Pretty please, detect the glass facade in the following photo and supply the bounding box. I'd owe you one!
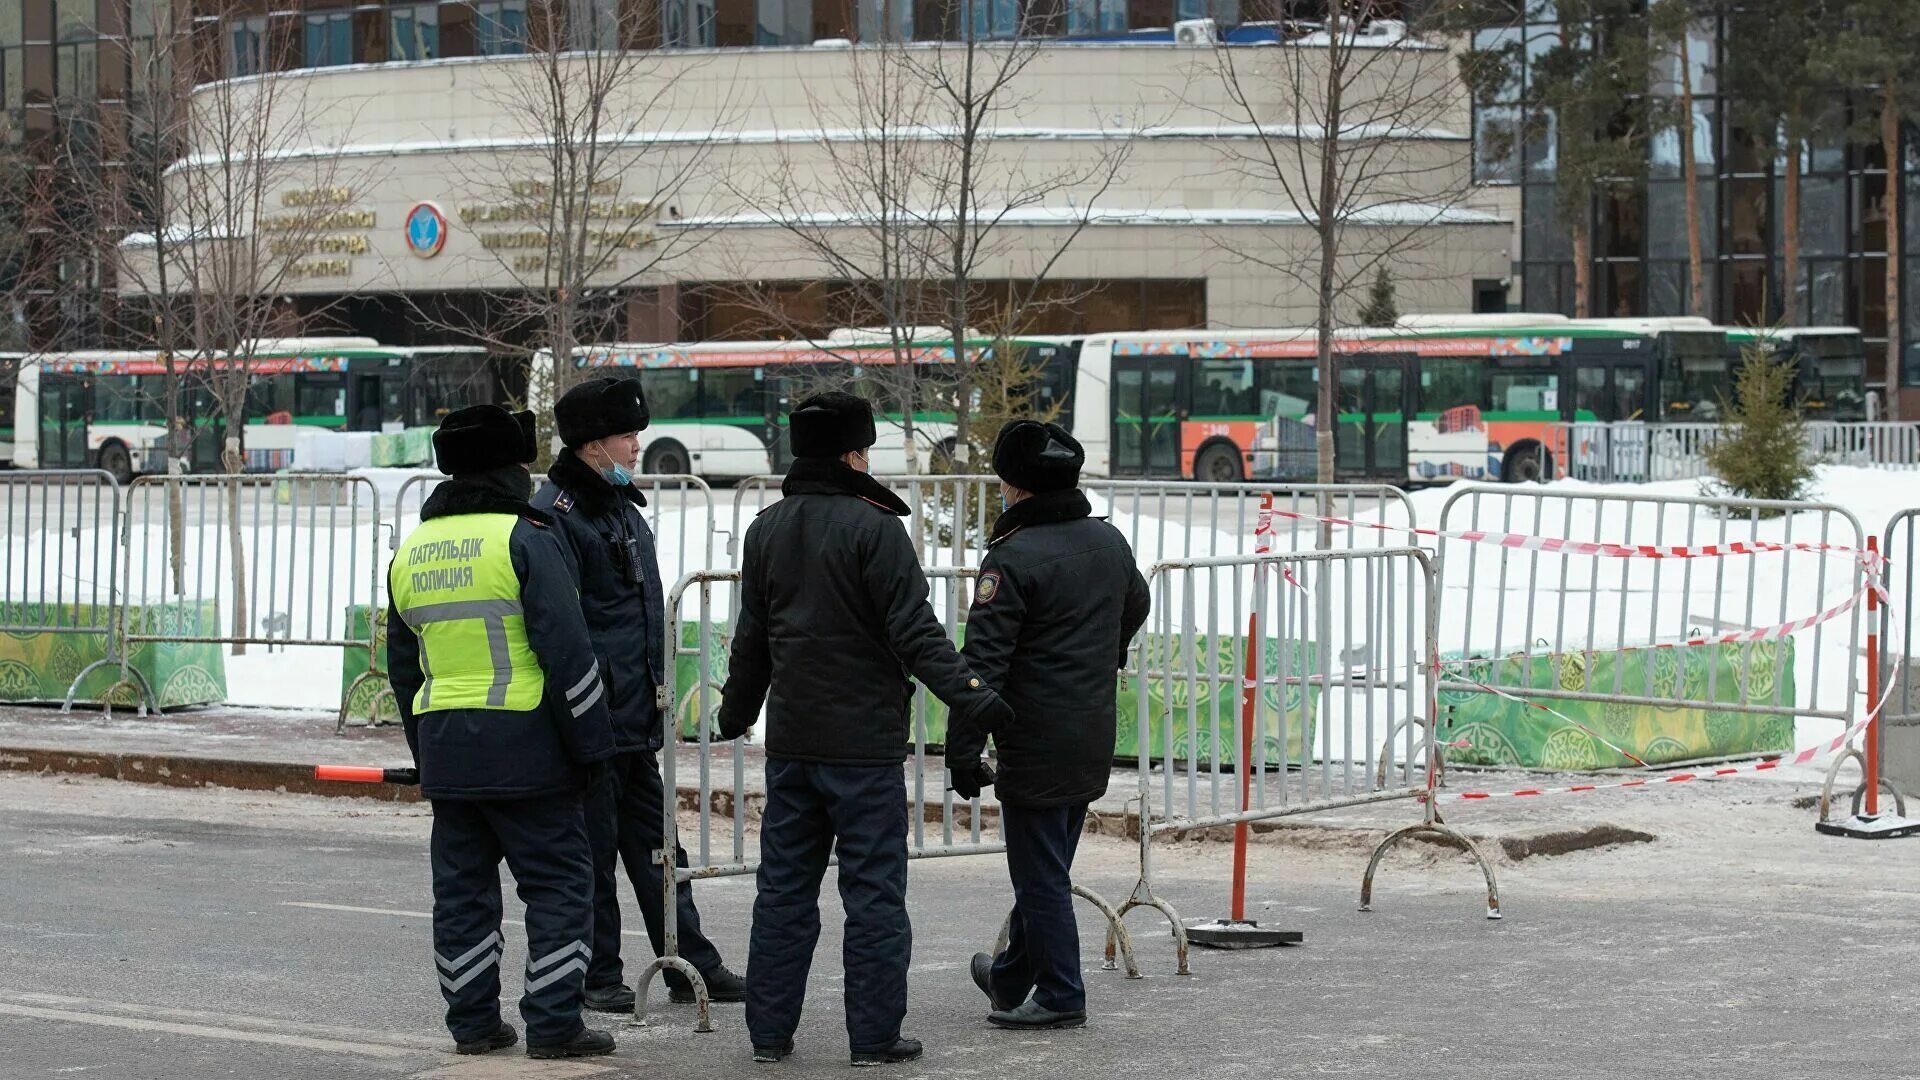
[1472,9,1915,392]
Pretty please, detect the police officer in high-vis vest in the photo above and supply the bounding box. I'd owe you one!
[385,405,619,1061]
[949,420,1150,1032]
[531,377,746,1013]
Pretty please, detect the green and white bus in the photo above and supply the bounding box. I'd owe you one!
[532,334,1070,479]
[9,339,514,480]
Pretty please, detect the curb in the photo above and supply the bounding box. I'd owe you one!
[1,745,1652,861]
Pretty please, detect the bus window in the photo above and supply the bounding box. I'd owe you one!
[701,366,763,419]
[296,373,348,423]
[1794,335,1866,420]
[640,368,698,421]
[98,374,163,422]
[1490,371,1557,414]
[247,373,296,421]
[1258,359,1316,419]
[1419,358,1484,414]
[408,353,492,425]
[1029,344,1077,431]
[0,358,14,437]
[1661,332,1729,419]
[1192,359,1257,418]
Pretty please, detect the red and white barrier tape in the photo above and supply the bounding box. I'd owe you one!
[1262,508,1883,571]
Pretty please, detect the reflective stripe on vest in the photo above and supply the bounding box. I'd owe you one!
[390,513,545,713]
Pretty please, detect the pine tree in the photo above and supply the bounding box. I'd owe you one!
[1703,343,1816,505]
[1358,266,1399,327]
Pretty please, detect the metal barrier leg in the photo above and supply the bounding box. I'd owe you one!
[61,659,155,718]
[1359,822,1503,921]
[1107,885,1190,976]
[633,954,711,1035]
[336,670,385,735]
[1818,747,1869,824]
[1072,883,1142,979]
[1376,714,1444,791]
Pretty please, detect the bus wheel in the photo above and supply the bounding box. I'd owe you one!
[97,442,133,485]
[643,439,689,476]
[1194,441,1244,484]
[1500,443,1551,484]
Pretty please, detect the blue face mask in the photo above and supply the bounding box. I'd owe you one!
[602,462,633,487]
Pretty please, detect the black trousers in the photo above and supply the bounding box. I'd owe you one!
[429,794,593,1047]
[584,749,725,992]
[746,759,909,1054]
[990,801,1089,1013]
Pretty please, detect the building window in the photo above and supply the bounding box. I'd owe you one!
[230,17,268,76]
[474,1,528,54]
[304,12,353,67]
[390,5,439,60]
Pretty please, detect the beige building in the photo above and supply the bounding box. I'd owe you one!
[126,32,1512,343]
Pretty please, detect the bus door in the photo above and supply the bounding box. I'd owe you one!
[1569,358,1653,480]
[351,363,406,431]
[1335,354,1410,481]
[764,368,796,474]
[37,372,90,468]
[1111,352,1186,477]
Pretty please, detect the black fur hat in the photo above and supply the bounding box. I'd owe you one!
[434,405,537,476]
[789,392,877,459]
[556,376,650,448]
[992,419,1084,493]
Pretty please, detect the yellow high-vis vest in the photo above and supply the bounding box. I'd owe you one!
[390,513,545,713]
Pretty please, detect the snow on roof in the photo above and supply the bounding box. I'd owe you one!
[118,223,240,248]
[168,122,1466,172]
[664,203,1508,229]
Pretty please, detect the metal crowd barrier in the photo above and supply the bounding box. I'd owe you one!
[728,475,1419,568]
[389,471,719,591]
[118,474,385,722]
[1433,485,1864,767]
[0,471,134,712]
[1109,547,1499,957]
[636,565,1142,1032]
[1874,510,1920,813]
[1549,420,1920,483]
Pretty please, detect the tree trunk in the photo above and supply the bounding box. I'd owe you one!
[1314,2,1345,491]
[162,357,185,594]
[1783,134,1803,325]
[1678,25,1705,317]
[1572,217,1592,318]
[1884,89,1902,420]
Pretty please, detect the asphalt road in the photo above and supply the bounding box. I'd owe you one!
[2,772,1918,1080]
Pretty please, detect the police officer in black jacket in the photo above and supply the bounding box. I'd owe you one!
[948,419,1151,1031]
[531,377,746,1013]
[385,405,618,1060]
[716,391,1014,1067]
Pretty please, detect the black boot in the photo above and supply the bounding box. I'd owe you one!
[453,1021,517,1055]
[988,1001,1086,1030]
[970,952,1016,1011]
[672,964,747,1004]
[583,983,636,1013]
[527,1027,616,1059]
[850,1038,922,1066]
[752,1037,795,1063]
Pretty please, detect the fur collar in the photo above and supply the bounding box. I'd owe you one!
[780,458,911,516]
[989,487,1093,544]
[421,467,541,522]
[547,447,648,514]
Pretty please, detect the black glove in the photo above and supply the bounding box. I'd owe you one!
[972,691,1014,735]
[717,705,753,742]
[948,759,996,801]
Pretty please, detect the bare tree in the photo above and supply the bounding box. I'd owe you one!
[107,2,367,650]
[408,0,733,456]
[720,19,1131,473]
[1198,6,1486,483]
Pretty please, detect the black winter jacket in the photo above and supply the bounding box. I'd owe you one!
[386,468,616,800]
[717,458,1004,765]
[531,449,669,752]
[949,489,1151,807]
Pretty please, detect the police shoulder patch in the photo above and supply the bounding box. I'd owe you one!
[553,491,575,513]
[974,572,1000,605]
